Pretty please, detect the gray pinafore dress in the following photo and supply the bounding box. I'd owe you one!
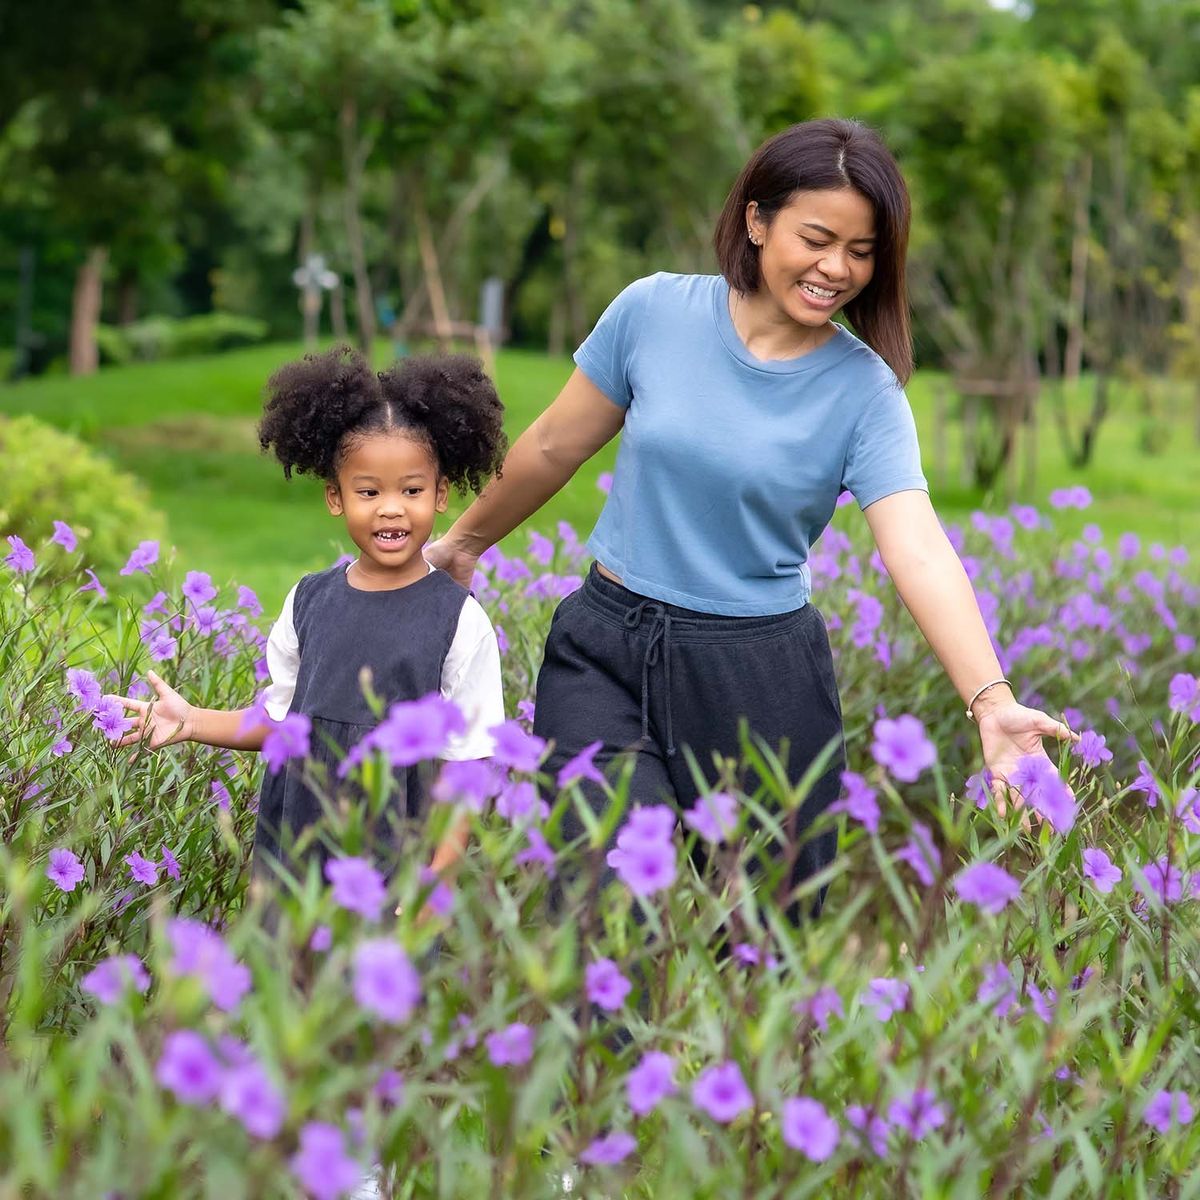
[253,564,469,875]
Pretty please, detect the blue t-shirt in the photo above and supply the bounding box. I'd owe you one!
[575,272,928,616]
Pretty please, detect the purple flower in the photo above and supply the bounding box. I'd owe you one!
[831,771,880,834]
[527,530,555,565]
[1073,730,1113,768]
[1006,755,1077,833]
[965,770,992,809]
[887,1088,946,1139]
[682,791,739,842]
[1168,674,1200,721]
[1130,760,1160,808]
[1176,789,1200,834]
[870,715,936,782]
[515,827,557,876]
[166,918,251,1012]
[1027,981,1057,1024]
[326,857,387,921]
[219,1061,286,1139]
[495,779,545,823]
[1136,856,1183,905]
[486,1022,535,1067]
[895,821,939,887]
[375,1068,404,1105]
[432,758,500,812]
[81,954,150,1005]
[46,848,86,892]
[160,844,181,882]
[794,986,843,1032]
[580,1131,636,1166]
[310,925,332,952]
[51,520,77,551]
[346,694,464,771]
[1082,848,1122,894]
[5,534,35,573]
[1144,1090,1194,1135]
[488,720,547,771]
[953,861,1020,915]
[586,958,632,1011]
[846,1104,890,1157]
[597,471,613,494]
[212,779,232,810]
[125,851,159,886]
[182,570,217,607]
[692,1061,753,1124]
[977,961,1020,1017]
[121,540,159,576]
[92,695,133,741]
[861,977,909,1021]
[781,1097,840,1161]
[236,585,263,616]
[262,713,311,774]
[1049,486,1092,510]
[78,568,107,599]
[290,1122,363,1200]
[66,668,102,714]
[626,1051,677,1116]
[352,939,421,1022]
[557,740,606,789]
[606,814,677,898]
[156,1031,222,1104]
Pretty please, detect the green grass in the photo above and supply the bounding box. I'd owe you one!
[2,340,1196,614]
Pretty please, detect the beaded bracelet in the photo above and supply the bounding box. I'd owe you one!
[965,677,1013,722]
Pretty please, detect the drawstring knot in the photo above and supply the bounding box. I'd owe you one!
[622,600,676,757]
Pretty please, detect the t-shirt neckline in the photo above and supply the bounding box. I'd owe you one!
[712,276,850,375]
[340,560,437,594]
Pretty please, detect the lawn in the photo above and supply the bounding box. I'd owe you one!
[2,340,1196,614]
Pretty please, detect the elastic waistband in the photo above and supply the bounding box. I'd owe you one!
[579,563,812,639]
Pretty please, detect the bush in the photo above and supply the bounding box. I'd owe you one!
[96,313,270,364]
[0,414,167,577]
[1,504,1198,1195]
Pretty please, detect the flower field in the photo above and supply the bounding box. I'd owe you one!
[1,495,1198,1198]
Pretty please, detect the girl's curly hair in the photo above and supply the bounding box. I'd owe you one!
[258,346,506,494]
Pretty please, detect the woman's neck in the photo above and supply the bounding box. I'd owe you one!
[728,287,835,362]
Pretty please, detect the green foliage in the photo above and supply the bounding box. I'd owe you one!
[98,314,270,365]
[0,414,166,576]
[1,505,1198,1194]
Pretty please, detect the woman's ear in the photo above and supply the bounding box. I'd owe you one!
[325,482,344,516]
[435,477,450,513]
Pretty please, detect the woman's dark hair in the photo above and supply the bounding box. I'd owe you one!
[258,346,507,493]
[713,118,913,383]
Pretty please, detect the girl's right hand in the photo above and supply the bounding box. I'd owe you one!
[112,671,194,749]
[424,537,480,591]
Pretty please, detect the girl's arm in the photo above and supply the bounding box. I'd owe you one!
[863,490,1075,804]
[114,670,272,752]
[426,368,626,586]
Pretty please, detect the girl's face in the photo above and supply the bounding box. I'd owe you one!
[746,187,877,329]
[325,431,448,589]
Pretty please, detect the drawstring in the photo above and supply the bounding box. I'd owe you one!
[622,600,676,757]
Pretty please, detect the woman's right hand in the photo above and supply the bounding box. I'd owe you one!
[424,537,481,591]
[112,670,194,749]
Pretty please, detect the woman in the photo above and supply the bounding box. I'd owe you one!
[428,118,1071,899]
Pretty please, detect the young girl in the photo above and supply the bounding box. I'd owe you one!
[115,347,508,880]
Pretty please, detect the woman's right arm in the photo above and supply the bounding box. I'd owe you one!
[427,368,626,586]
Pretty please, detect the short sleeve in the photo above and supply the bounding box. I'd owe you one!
[440,597,505,761]
[572,275,658,409]
[841,382,929,510]
[262,584,300,721]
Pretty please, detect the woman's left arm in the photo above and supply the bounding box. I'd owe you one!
[863,490,1076,804]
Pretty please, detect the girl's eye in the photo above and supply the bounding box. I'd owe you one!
[803,239,828,250]
[850,250,873,261]
[358,490,377,498]
[405,488,423,496]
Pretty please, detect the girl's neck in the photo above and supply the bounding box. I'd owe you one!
[345,556,431,592]
[729,287,835,361]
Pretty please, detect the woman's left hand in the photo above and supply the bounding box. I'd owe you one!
[976,702,1077,816]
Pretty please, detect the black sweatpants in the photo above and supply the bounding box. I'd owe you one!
[532,565,845,913]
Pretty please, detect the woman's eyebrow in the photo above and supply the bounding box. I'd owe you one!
[801,221,876,244]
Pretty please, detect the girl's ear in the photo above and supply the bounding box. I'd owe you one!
[325,482,344,516]
[435,477,450,513]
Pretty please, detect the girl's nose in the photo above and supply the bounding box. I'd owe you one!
[818,248,849,281]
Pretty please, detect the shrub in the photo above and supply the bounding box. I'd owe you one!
[96,313,270,364]
[0,414,167,577]
[1,501,1197,1194]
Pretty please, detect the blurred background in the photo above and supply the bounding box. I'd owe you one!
[1,0,1197,611]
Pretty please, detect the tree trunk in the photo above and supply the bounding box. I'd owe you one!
[339,95,375,352]
[116,267,138,327]
[298,198,319,349]
[69,245,107,376]
[410,178,454,349]
[1063,153,1092,387]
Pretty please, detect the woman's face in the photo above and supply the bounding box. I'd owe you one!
[746,187,877,328]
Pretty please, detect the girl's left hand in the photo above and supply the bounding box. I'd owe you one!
[976,702,1078,816]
